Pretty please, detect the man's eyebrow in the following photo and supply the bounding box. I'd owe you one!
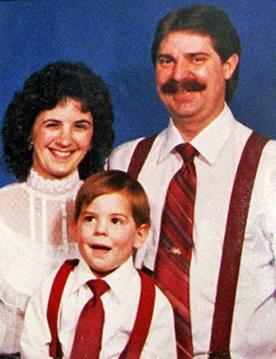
[156,54,175,60]
[188,51,210,56]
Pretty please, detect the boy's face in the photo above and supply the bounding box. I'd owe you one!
[76,192,149,277]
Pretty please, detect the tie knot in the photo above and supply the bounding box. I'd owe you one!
[87,279,109,299]
[175,143,198,163]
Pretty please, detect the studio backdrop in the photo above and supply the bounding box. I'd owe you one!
[0,0,275,185]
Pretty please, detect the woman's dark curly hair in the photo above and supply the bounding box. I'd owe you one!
[1,61,114,181]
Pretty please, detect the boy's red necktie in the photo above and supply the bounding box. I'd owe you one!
[70,279,109,359]
[155,143,198,359]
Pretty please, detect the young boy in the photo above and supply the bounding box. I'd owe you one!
[20,170,177,359]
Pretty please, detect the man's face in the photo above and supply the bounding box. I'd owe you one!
[155,31,238,136]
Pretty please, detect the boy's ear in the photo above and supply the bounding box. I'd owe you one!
[69,219,78,243]
[133,224,150,249]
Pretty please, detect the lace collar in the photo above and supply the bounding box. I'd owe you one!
[26,168,81,196]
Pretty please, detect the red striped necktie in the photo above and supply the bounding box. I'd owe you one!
[155,143,198,359]
[70,279,110,359]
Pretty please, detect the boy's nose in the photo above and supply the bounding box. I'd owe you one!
[95,219,108,235]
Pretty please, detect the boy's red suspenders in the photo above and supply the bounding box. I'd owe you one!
[47,259,79,359]
[127,131,268,358]
[47,260,156,359]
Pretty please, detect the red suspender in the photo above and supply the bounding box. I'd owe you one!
[120,270,156,358]
[47,263,156,358]
[127,134,157,179]
[208,132,268,358]
[47,259,79,359]
[127,131,268,357]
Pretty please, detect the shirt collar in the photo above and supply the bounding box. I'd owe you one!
[72,257,137,304]
[158,120,184,163]
[159,104,236,165]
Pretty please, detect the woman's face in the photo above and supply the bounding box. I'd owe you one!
[31,98,93,180]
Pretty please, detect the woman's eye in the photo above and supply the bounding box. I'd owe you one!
[74,121,92,130]
[45,121,59,128]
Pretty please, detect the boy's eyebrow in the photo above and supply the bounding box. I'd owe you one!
[110,212,128,218]
[81,210,128,218]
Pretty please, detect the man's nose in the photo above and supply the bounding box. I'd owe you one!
[172,59,192,81]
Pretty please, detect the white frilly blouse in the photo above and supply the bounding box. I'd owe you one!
[0,169,82,354]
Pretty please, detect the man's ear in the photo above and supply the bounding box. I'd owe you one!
[133,224,150,250]
[223,53,239,80]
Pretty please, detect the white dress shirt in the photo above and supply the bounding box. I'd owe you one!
[20,257,177,359]
[0,169,81,354]
[107,105,276,358]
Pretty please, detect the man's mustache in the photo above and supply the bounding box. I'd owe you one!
[161,79,206,93]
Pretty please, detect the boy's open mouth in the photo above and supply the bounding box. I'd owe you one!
[91,243,111,251]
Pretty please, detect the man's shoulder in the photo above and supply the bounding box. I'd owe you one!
[108,134,161,171]
[258,137,276,164]
[113,137,145,155]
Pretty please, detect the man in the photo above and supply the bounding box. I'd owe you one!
[107,4,276,358]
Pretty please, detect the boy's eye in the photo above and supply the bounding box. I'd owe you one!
[111,217,122,224]
[83,215,95,222]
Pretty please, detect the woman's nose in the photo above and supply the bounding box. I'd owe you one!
[56,127,73,146]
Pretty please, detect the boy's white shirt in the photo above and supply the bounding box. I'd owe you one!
[20,256,177,359]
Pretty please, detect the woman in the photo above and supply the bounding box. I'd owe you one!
[0,61,114,356]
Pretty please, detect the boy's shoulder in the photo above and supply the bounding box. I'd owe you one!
[137,270,174,313]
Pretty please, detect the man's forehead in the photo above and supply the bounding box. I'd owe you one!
[157,30,215,53]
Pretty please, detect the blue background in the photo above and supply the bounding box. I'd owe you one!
[0,0,275,186]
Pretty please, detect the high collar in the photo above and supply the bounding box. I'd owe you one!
[26,168,81,196]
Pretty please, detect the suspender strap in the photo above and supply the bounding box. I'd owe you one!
[209,131,268,358]
[120,270,156,358]
[127,134,157,179]
[47,259,79,359]
[47,263,155,359]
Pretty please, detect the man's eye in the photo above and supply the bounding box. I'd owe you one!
[192,56,207,64]
[157,56,174,67]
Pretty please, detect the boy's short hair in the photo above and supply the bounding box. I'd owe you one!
[75,170,150,227]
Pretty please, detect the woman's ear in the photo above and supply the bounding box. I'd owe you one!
[133,224,150,250]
